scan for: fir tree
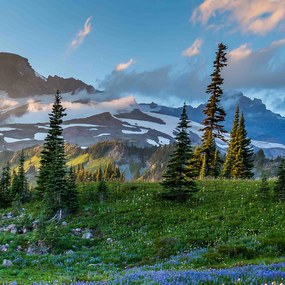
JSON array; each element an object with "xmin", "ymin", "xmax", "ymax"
[
  {"xmin": 161, "ymin": 103, "xmax": 198, "ymax": 201},
  {"xmin": 259, "ymin": 175, "xmax": 270, "ymax": 202},
  {"xmin": 274, "ymin": 159, "xmax": 285, "ymax": 201},
  {"xmin": 200, "ymin": 43, "xmax": 227, "ymax": 177},
  {"xmin": 11, "ymin": 151, "xmax": 29, "ymax": 203},
  {"xmin": 0, "ymin": 162, "xmax": 11, "ymax": 208},
  {"xmin": 222, "ymin": 105, "xmax": 240, "ymax": 178},
  {"xmin": 232, "ymin": 113, "xmax": 254, "ymax": 179},
  {"xmin": 98, "ymin": 179, "xmax": 107, "ymax": 203},
  {"xmin": 36, "ymin": 90, "xmax": 78, "ymax": 219},
  {"xmin": 65, "ymin": 167, "xmax": 79, "ymax": 213}
]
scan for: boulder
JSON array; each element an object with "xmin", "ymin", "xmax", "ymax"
[
  {"xmin": 82, "ymin": 232, "xmax": 93, "ymax": 239},
  {"xmin": 3, "ymin": 259, "xmax": 13, "ymax": 267}
]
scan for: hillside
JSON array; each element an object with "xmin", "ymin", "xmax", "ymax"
[{"xmin": 0, "ymin": 180, "xmax": 285, "ymax": 284}]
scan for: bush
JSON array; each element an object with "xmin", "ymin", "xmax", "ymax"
[{"xmin": 154, "ymin": 237, "xmax": 180, "ymax": 259}]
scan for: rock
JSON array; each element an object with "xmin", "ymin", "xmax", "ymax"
[
  {"xmin": 10, "ymin": 282, "xmax": 18, "ymax": 285},
  {"xmin": 65, "ymin": 250, "xmax": 74, "ymax": 255},
  {"xmin": 26, "ymin": 241, "xmax": 49, "ymax": 255},
  {"xmin": 106, "ymin": 237, "xmax": 113, "ymax": 243},
  {"xmin": 0, "ymin": 245, "xmax": 8, "ymax": 252},
  {"xmin": 6, "ymin": 224, "xmax": 17, "ymax": 233},
  {"xmin": 72, "ymin": 228, "xmax": 82, "ymax": 236},
  {"xmin": 62, "ymin": 221, "xmax": 67, "ymax": 227},
  {"xmin": 82, "ymin": 232, "xmax": 93, "ymax": 239},
  {"xmin": 5, "ymin": 244, "xmax": 9, "ymax": 248},
  {"xmin": 3, "ymin": 259, "xmax": 13, "ymax": 267},
  {"xmin": 32, "ymin": 220, "xmax": 39, "ymax": 229},
  {"xmin": 16, "ymin": 246, "xmax": 23, "ymax": 252}
]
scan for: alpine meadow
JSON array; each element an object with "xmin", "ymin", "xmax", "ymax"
[{"xmin": 0, "ymin": 1, "xmax": 285, "ymax": 284}]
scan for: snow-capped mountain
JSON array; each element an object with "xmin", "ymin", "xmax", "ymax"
[{"xmin": 0, "ymin": 52, "xmax": 285, "ymax": 158}]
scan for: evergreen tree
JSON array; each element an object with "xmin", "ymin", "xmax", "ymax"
[
  {"xmin": 232, "ymin": 113, "xmax": 254, "ymax": 179},
  {"xmin": 259, "ymin": 174, "xmax": 270, "ymax": 202},
  {"xmin": 200, "ymin": 43, "xmax": 227, "ymax": 177},
  {"xmin": 97, "ymin": 179, "xmax": 107, "ymax": 203},
  {"xmin": 65, "ymin": 167, "xmax": 79, "ymax": 213},
  {"xmin": 0, "ymin": 162, "xmax": 11, "ymax": 207},
  {"xmin": 161, "ymin": 103, "xmax": 198, "ymax": 201},
  {"xmin": 222, "ymin": 105, "xmax": 240, "ymax": 178},
  {"xmin": 274, "ymin": 159, "xmax": 285, "ymax": 201},
  {"xmin": 11, "ymin": 151, "xmax": 29, "ymax": 203},
  {"xmin": 199, "ymin": 153, "xmax": 207, "ymax": 180},
  {"xmin": 36, "ymin": 90, "xmax": 78, "ymax": 219}
]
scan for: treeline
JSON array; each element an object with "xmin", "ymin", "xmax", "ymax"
[
  {"xmin": 0, "ymin": 151, "xmax": 29, "ymax": 208},
  {"xmin": 75, "ymin": 163, "xmax": 125, "ymax": 182}
]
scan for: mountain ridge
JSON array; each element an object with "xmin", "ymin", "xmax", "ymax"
[{"xmin": 0, "ymin": 52, "xmax": 97, "ymax": 97}]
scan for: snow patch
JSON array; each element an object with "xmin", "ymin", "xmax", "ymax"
[
  {"xmin": 4, "ymin": 137, "xmax": 31, "ymax": 143},
  {"xmin": 62, "ymin": 124, "xmax": 100, "ymax": 129},
  {"xmin": 94, "ymin": 133, "xmax": 110, "ymax": 137},
  {"xmin": 158, "ymin": 136, "xmax": 170, "ymax": 145},
  {"xmin": 122, "ymin": 129, "xmax": 148, "ymax": 134},
  {"xmin": 146, "ymin": 139, "xmax": 159, "ymax": 147},
  {"xmin": 34, "ymin": 133, "xmax": 47, "ymax": 140},
  {"xmin": 34, "ymin": 71, "xmax": 47, "ymax": 81},
  {"xmin": 252, "ymin": 140, "xmax": 285, "ymax": 149},
  {"xmin": 0, "ymin": 127, "xmax": 19, "ymax": 131}
]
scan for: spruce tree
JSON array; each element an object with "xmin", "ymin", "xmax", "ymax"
[
  {"xmin": 222, "ymin": 105, "xmax": 240, "ymax": 178},
  {"xmin": 161, "ymin": 103, "xmax": 198, "ymax": 201},
  {"xmin": 36, "ymin": 90, "xmax": 78, "ymax": 219},
  {"xmin": 259, "ymin": 175, "xmax": 270, "ymax": 202},
  {"xmin": 232, "ymin": 113, "xmax": 254, "ymax": 179},
  {"xmin": 11, "ymin": 151, "xmax": 29, "ymax": 203},
  {"xmin": 200, "ymin": 43, "xmax": 227, "ymax": 177},
  {"xmin": 274, "ymin": 159, "xmax": 285, "ymax": 201},
  {"xmin": 0, "ymin": 162, "xmax": 11, "ymax": 208},
  {"xmin": 65, "ymin": 167, "xmax": 79, "ymax": 213}
]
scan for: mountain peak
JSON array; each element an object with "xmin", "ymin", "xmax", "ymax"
[{"xmin": 0, "ymin": 52, "xmax": 97, "ymax": 97}]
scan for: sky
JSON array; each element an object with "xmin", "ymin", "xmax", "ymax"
[{"xmin": 0, "ymin": 0, "xmax": 285, "ymax": 112}]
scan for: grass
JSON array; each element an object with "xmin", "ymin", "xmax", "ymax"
[{"xmin": 0, "ymin": 179, "xmax": 284, "ymax": 284}]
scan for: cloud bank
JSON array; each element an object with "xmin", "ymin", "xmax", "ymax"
[
  {"xmin": 192, "ymin": 0, "xmax": 285, "ymax": 35},
  {"xmin": 101, "ymin": 39, "xmax": 285, "ymax": 107}
]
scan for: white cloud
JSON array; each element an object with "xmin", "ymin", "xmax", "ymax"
[
  {"xmin": 116, "ymin": 59, "xmax": 136, "ymax": 71},
  {"xmin": 229, "ymin": 44, "xmax": 252, "ymax": 60},
  {"xmin": 68, "ymin": 16, "xmax": 92, "ymax": 52},
  {"xmin": 182, "ymin": 38, "xmax": 203, "ymax": 57},
  {"xmin": 192, "ymin": 0, "xmax": 285, "ymax": 35}
]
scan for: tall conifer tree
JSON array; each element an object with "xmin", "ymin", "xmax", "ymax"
[
  {"xmin": 161, "ymin": 103, "xmax": 198, "ymax": 201},
  {"xmin": 200, "ymin": 43, "xmax": 228, "ymax": 177},
  {"xmin": 36, "ymin": 90, "xmax": 78, "ymax": 219},
  {"xmin": 232, "ymin": 113, "xmax": 254, "ymax": 179},
  {"xmin": 222, "ymin": 105, "xmax": 240, "ymax": 178},
  {"xmin": 11, "ymin": 151, "xmax": 29, "ymax": 203}
]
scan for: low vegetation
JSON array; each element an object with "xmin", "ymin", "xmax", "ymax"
[{"xmin": 0, "ymin": 180, "xmax": 285, "ymax": 284}]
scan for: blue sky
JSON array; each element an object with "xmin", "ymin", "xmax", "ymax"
[{"xmin": 1, "ymin": 0, "xmax": 285, "ymax": 110}]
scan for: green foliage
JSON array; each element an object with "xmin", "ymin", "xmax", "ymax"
[
  {"xmin": 161, "ymin": 103, "xmax": 198, "ymax": 201},
  {"xmin": 0, "ymin": 179, "xmax": 285, "ymax": 283},
  {"xmin": 154, "ymin": 237, "xmax": 180, "ymax": 258},
  {"xmin": 232, "ymin": 113, "xmax": 254, "ymax": 179},
  {"xmin": 259, "ymin": 175, "xmax": 271, "ymax": 202},
  {"xmin": 222, "ymin": 105, "xmax": 240, "ymax": 178},
  {"xmin": 0, "ymin": 162, "xmax": 11, "ymax": 208},
  {"xmin": 200, "ymin": 43, "xmax": 227, "ymax": 177},
  {"xmin": 36, "ymin": 90, "xmax": 78, "ymax": 218},
  {"xmin": 274, "ymin": 159, "xmax": 285, "ymax": 201},
  {"xmin": 11, "ymin": 151, "xmax": 30, "ymax": 204}
]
